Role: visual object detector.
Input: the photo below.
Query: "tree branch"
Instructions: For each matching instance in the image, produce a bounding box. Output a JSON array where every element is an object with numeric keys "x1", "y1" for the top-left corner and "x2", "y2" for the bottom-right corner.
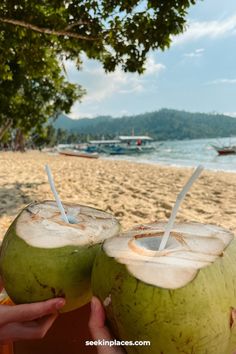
[
  {"x1": 65, "y1": 20, "x2": 91, "y2": 30},
  {"x1": 0, "y1": 118, "x2": 12, "y2": 140},
  {"x1": 0, "y1": 17, "x2": 98, "y2": 41}
]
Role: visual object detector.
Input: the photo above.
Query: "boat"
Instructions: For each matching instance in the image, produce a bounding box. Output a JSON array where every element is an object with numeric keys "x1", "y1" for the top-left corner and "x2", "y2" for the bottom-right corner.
[
  {"x1": 89, "y1": 136, "x2": 154, "y2": 155},
  {"x1": 58, "y1": 149, "x2": 99, "y2": 159},
  {"x1": 212, "y1": 145, "x2": 236, "y2": 155},
  {"x1": 116, "y1": 136, "x2": 154, "y2": 154},
  {"x1": 88, "y1": 139, "x2": 121, "y2": 154}
]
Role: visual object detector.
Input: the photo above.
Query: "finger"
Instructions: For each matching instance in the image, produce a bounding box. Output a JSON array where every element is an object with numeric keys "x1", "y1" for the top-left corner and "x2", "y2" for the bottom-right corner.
[
  {"x1": 89, "y1": 296, "x2": 113, "y2": 341},
  {"x1": 0, "y1": 297, "x2": 65, "y2": 325},
  {"x1": 0, "y1": 313, "x2": 58, "y2": 342},
  {"x1": 89, "y1": 297, "x2": 125, "y2": 354},
  {"x1": 22, "y1": 312, "x2": 58, "y2": 338}
]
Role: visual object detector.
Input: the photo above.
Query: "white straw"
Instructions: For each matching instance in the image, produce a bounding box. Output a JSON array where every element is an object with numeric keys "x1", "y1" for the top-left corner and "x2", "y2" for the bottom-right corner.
[
  {"x1": 158, "y1": 165, "x2": 204, "y2": 251},
  {"x1": 45, "y1": 164, "x2": 69, "y2": 223}
]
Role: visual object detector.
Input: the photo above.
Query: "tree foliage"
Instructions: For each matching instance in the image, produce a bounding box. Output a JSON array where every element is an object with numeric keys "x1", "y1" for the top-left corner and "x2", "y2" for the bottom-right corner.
[
  {"x1": 0, "y1": 47, "x2": 84, "y2": 148},
  {"x1": 0, "y1": 9, "x2": 85, "y2": 147},
  {"x1": 0, "y1": 1, "x2": 198, "y2": 148},
  {"x1": 0, "y1": 0, "x2": 197, "y2": 74}
]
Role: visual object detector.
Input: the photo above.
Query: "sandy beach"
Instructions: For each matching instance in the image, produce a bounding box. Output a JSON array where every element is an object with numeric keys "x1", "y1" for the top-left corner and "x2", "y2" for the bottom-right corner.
[{"x1": 0, "y1": 150, "x2": 236, "y2": 240}]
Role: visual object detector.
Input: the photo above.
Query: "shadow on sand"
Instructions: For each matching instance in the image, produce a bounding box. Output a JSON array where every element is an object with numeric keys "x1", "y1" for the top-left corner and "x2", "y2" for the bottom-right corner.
[{"x1": 0, "y1": 182, "x2": 45, "y2": 217}]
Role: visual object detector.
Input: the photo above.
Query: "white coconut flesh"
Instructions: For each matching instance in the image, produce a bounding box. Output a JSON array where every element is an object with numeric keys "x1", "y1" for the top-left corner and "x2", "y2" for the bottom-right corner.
[
  {"x1": 16, "y1": 201, "x2": 120, "y2": 248},
  {"x1": 103, "y1": 223, "x2": 234, "y2": 289}
]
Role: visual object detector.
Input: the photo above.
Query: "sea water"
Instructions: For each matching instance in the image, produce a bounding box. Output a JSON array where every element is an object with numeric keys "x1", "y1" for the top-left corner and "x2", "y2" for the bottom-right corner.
[{"x1": 105, "y1": 137, "x2": 236, "y2": 172}]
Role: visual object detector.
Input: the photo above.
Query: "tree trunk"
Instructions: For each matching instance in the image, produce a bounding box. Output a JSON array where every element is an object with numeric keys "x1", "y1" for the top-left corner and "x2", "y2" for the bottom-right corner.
[
  {"x1": 14, "y1": 129, "x2": 25, "y2": 152},
  {"x1": 0, "y1": 119, "x2": 12, "y2": 140}
]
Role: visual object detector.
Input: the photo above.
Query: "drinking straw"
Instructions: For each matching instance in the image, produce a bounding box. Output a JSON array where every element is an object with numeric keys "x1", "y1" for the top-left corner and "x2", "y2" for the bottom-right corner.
[
  {"x1": 45, "y1": 164, "x2": 69, "y2": 223},
  {"x1": 158, "y1": 165, "x2": 204, "y2": 251}
]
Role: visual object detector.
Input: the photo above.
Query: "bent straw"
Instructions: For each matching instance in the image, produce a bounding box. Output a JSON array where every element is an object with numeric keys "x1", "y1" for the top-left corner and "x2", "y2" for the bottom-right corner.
[
  {"x1": 159, "y1": 165, "x2": 204, "y2": 251},
  {"x1": 45, "y1": 164, "x2": 69, "y2": 223}
]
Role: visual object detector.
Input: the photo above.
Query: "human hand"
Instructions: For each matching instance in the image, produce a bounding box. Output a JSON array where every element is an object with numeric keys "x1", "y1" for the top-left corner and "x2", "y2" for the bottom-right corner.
[
  {"x1": 0, "y1": 280, "x2": 65, "y2": 344},
  {"x1": 89, "y1": 296, "x2": 125, "y2": 354}
]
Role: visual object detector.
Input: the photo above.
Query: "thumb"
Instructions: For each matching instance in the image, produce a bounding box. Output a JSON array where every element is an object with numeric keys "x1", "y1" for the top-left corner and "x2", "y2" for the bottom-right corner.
[
  {"x1": 89, "y1": 297, "x2": 125, "y2": 354},
  {"x1": 89, "y1": 296, "x2": 113, "y2": 341}
]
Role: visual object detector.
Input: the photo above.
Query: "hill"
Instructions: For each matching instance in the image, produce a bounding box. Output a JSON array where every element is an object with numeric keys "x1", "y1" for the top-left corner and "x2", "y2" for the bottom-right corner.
[{"x1": 53, "y1": 109, "x2": 236, "y2": 141}]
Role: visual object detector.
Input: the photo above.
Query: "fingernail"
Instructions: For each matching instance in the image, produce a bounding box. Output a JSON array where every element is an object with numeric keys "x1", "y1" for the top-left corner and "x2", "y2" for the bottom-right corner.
[{"x1": 56, "y1": 298, "x2": 66, "y2": 310}]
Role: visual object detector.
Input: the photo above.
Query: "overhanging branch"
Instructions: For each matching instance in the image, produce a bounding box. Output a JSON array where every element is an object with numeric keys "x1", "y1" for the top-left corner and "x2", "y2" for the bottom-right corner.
[
  {"x1": 65, "y1": 20, "x2": 91, "y2": 30},
  {"x1": 0, "y1": 17, "x2": 98, "y2": 41},
  {"x1": 0, "y1": 118, "x2": 12, "y2": 140}
]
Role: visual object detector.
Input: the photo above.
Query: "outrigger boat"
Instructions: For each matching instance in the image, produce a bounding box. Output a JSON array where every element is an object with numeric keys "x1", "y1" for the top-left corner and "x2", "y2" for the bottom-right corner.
[
  {"x1": 58, "y1": 149, "x2": 99, "y2": 159},
  {"x1": 88, "y1": 139, "x2": 121, "y2": 154},
  {"x1": 89, "y1": 136, "x2": 154, "y2": 155},
  {"x1": 212, "y1": 145, "x2": 236, "y2": 155}
]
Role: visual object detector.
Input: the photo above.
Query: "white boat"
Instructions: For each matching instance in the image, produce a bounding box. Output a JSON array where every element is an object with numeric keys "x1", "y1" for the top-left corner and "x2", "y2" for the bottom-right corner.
[
  {"x1": 89, "y1": 136, "x2": 154, "y2": 155},
  {"x1": 89, "y1": 139, "x2": 121, "y2": 154},
  {"x1": 58, "y1": 149, "x2": 99, "y2": 159}
]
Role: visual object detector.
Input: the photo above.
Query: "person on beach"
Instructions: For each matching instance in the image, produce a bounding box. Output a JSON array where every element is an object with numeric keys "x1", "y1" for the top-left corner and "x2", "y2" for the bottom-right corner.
[{"x1": 0, "y1": 278, "x2": 124, "y2": 353}]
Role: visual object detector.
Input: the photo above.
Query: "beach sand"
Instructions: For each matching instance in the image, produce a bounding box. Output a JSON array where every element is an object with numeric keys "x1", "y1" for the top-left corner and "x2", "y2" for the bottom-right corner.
[{"x1": 0, "y1": 150, "x2": 236, "y2": 240}]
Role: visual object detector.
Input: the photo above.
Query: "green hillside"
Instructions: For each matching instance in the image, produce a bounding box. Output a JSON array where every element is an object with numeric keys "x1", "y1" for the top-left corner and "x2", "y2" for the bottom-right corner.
[{"x1": 54, "y1": 109, "x2": 236, "y2": 141}]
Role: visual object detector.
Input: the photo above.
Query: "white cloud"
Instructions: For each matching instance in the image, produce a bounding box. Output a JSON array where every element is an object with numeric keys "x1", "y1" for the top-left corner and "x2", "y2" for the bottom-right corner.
[
  {"x1": 66, "y1": 55, "x2": 165, "y2": 106},
  {"x1": 224, "y1": 112, "x2": 236, "y2": 118},
  {"x1": 206, "y1": 78, "x2": 236, "y2": 85},
  {"x1": 173, "y1": 14, "x2": 236, "y2": 45},
  {"x1": 68, "y1": 110, "x2": 96, "y2": 119},
  {"x1": 118, "y1": 83, "x2": 144, "y2": 94},
  {"x1": 184, "y1": 48, "x2": 205, "y2": 58},
  {"x1": 81, "y1": 68, "x2": 143, "y2": 103},
  {"x1": 195, "y1": 48, "x2": 204, "y2": 53},
  {"x1": 119, "y1": 109, "x2": 130, "y2": 116},
  {"x1": 144, "y1": 57, "x2": 166, "y2": 75}
]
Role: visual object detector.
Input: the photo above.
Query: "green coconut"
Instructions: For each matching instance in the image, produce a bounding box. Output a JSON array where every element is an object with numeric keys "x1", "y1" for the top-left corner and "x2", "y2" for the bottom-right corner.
[
  {"x1": 0, "y1": 200, "x2": 120, "y2": 312},
  {"x1": 92, "y1": 222, "x2": 236, "y2": 354}
]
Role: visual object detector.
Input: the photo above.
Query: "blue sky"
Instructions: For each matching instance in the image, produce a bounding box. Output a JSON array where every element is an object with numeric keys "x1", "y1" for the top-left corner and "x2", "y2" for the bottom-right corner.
[{"x1": 66, "y1": 0, "x2": 236, "y2": 119}]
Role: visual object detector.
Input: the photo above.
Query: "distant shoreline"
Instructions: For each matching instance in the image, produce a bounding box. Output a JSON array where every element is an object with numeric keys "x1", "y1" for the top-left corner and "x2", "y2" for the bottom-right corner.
[
  {"x1": 103, "y1": 154, "x2": 236, "y2": 174},
  {"x1": 54, "y1": 109, "x2": 236, "y2": 141},
  {"x1": 2, "y1": 146, "x2": 236, "y2": 174}
]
